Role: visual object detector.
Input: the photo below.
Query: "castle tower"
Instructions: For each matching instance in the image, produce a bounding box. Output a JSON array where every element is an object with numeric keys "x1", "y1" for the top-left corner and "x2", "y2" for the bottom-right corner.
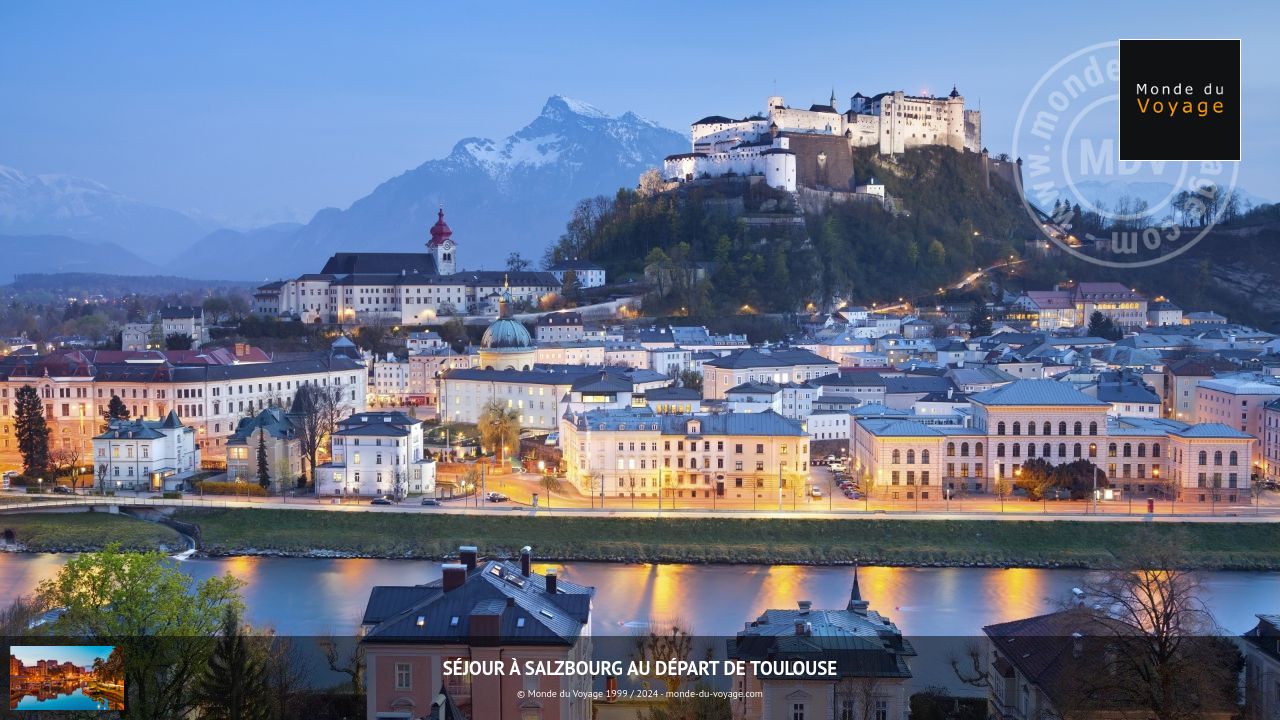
[
  {"x1": 427, "y1": 208, "x2": 456, "y2": 275},
  {"x1": 946, "y1": 86, "x2": 966, "y2": 152}
]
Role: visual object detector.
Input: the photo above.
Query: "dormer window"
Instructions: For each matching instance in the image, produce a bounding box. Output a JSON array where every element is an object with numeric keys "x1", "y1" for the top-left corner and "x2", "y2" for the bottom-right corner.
[{"x1": 686, "y1": 420, "x2": 701, "y2": 435}]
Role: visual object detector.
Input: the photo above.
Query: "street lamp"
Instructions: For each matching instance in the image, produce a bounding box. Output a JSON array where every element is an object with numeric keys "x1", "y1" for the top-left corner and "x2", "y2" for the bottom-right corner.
[{"x1": 1089, "y1": 445, "x2": 1099, "y2": 514}]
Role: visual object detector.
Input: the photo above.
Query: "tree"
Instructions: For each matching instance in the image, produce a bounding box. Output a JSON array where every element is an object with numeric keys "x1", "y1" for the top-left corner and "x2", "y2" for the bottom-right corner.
[
  {"x1": 677, "y1": 369, "x2": 703, "y2": 393},
  {"x1": 477, "y1": 399, "x2": 520, "y2": 466},
  {"x1": 1013, "y1": 457, "x2": 1056, "y2": 500},
  {"x1": 637, "y1": 168, "x2": 666, "y2": 197},
  {"x1": 631, "y1": 621, "x2": 696, "y2": 694},
  {"x1": 37, "y1": 545, "x2": 243, "y2": 720},
  {"x1": 256, "y1": 429, "x2": 271, "y2": 489},
  {"x1": 14, "y1": 384, "x2": 50, "y2": 478},
  {"x1": 506, "y1": 252, "x2": 530, "y2": 272},
  {"x1": 1087, "y1": 310, "x2": 1122, "y2": 341},
  {"x1": 165, "y1": 333, "x2": 194, "y2": 350},
  {"x1": 293, "y1": 384, "x2": 348, "y2": 490},
  {"x1": 438, "y1": 317, "x2": 469, "y2": 352},
  {"x1": 1071, "y1": 537, "x2": 1242, "y2": 720},
  {"x1": 966, "y1": 303, "x2": 992, "y2": 338},
  {"x1": 560, "y1": 269, "x2": 582, "y2": 302},
  {"x1": 195, "y1": 606, "x2": 271, "y2": 720},
  {"x1": 102, "y1": 394, "x2": 131, "y2": 425},
  {"x1": 538, "y1": 472, "x2": 562, "y2": 509}
]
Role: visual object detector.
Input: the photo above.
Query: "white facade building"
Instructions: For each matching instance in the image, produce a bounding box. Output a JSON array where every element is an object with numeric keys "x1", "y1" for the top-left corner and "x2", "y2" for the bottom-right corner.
[
  {"x1": 315, "y1": 411, "x2": 435, "y2": 498},
  {"x1": 92, "y1": 411, "x2": 200, "y2": 491}
]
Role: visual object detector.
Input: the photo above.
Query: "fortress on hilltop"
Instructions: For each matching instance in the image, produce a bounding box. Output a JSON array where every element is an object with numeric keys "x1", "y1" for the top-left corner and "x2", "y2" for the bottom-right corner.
[{"x1": 663, "y1": 88, "x2": 982, "y2": 193}]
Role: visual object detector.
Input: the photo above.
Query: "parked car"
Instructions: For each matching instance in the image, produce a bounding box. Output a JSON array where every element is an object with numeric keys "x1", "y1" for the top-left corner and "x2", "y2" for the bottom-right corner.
[
  {"x1": 52, "y1": 485, "x2": 74, "y2": 494},
  {"x1": 370, "y1": 497, "x2": 394, "y2": 506},
  {"x1": 485, "y1": 492, "x2": 509, "y2": 503},
  {"x1": 810, "y1": 487, "x2": 823, "y2": 498},
  {"x1": 843, "y1": 489, "x2": 860, "y2": 500},
  {"x1": 420, "y1": 498, "x2": 441, "y2": 506}
]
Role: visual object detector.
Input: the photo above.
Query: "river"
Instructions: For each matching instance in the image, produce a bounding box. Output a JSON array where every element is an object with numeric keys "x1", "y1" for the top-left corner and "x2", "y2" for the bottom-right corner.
[{"x1": 3, "y1": 553, "x2": 1278, "y2": 637}]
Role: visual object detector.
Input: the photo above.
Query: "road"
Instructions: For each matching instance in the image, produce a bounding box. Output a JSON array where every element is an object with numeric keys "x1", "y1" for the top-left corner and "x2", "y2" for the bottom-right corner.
[{"x1": 5, "y1": 474, "x2": 1278, "y2": 523}]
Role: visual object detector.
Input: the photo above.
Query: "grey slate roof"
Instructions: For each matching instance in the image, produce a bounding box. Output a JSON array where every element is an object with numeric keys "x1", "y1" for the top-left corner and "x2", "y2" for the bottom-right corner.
[
  {"x1": 362, "y1": 560, "x2": 593, "y2": 646},
  {"x1": 704, "y1": 348, "x2": 834, "y2": 370},
  {"x1": 970, "y1": 380, "x2": 1108, "y2": 407}
]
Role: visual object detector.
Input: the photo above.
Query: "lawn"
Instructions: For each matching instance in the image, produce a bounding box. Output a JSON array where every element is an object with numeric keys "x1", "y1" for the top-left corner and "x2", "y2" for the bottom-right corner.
[
  {"x1": 0, "y1": 511, "x2": 186, "y2": 552},
  {"x1": 172, "y1": 509, "x2": 1280, "y2": 569}
]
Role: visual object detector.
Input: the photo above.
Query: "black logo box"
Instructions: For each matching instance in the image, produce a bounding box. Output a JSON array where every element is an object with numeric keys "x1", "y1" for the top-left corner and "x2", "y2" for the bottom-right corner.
[{"x1": 1119, "y1": 39, "x2": 1240, "y2": 162}]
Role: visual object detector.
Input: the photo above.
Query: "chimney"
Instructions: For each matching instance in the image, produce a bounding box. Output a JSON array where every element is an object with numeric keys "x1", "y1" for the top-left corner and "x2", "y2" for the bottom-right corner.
[
  {"x1": 1071, "y1": 631, "x2": 1084, "y2": 659},
  {"x1": 545, "y1": 568, "x2": 558, "y2": 594},
  {"x1": 459, "y1": 545, "x2": 478, "y2": 571},
  {"x1": 797, "y1": 600, "x2": 812, "y2": 615},
  {"x1": 442, "y1": 563, "x2": 467, "y2": 592},
  {"x1": 520, "y1": 546, "x2": 532, "y2": 576}
]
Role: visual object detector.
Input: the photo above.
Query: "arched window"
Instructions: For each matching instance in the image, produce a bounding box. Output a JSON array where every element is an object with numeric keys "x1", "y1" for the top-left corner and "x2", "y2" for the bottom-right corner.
[
  {"x1": 1073, "y1": 421, "x2": 1083, "y2": 436},
  {"x1": 1058, "y1": 421, "x2": 1068, "y2": 436},
  {"x1": 961, "y1": 442, "x2": 970, "y2": 457},
  {"x1": 997, "y1": 443, "x2": 1006, "y2": 458},
  {"x1": 947, "y1": 442, "x2": 956, "y2": 457},
  {"x1": 1012, "y1": 422, "x2": 1021, "y2": 436},
  {"x1": 1073, "y1": 443, "x2": 1082, "y2": 458},
  {"x1": 906, "y1": 450, "x2": 916, "y2": 464},
  {"x1": 922, "y1": 450, "x2": 930, "y2": 464},
  {"x1": 1123, "y1": 443, "x2": 1132, "y2": 458},
  {"x1": 1043, "y1": 442, "x2": 1052, "y2": 457},
  {"x1": 1043, "y1": 421, "x2": 1052, "y2": 436},
  {"x1": 1028, "y1": 422, "x2": 1036, "y2": 436},
  {"x1": 975, "y1": 442, "x2": 984, "y2": 456},
  {"x1": 1213, "y1": 451, "x2": 1223, "y2": 466},
  {"x1": 1089, "y1": 422, "x2": 1098, "y2": 435},
  {"x1": 1198, "y1": 450, "x2": 1207, "y2": 465},
  {"x1": 1137, "y1": 444, "x2": 1146, "y2": 458},
  {"x1": 1088, "y1": 443, "x2": 1098, "y2": 458},
  {"x1": 1059, "y1": 443, "x2": 1068, "y2": 458},
  {"x1": 1028, "y1": 443, "x2": 1037, "y2": 457},
  {"x1": 892, "y1": 449, "x2": 901, "y2": 464},
  {"x1": 1230, "y1": 451, "x2": 1238, "y2": 466},
  {"x1": 1109, "y1": 443, "x2": 1117, "y2": 458},
  {"x1": 1012, "y1": 444, "x2": 1022, "y2": 458},
  {"x1": 997, "y1": 422, "x2": 1006, "y2": 436},
  {"x1": 1152, "y1": 444, "x2": 1161, "y2": 458}
]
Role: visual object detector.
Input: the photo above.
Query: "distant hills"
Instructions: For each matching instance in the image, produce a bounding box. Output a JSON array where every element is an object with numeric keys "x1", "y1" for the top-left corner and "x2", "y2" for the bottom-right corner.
[
  {"x1": 0, "y1": 166, "x2": 218, "y2": 264},
  {"x1": 0, "y1": 96, "x2": 688, "y2": 283}
]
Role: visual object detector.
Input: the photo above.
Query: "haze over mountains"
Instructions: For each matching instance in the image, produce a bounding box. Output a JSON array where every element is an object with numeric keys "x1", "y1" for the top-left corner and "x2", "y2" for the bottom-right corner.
[
  {"x1": 2, "y1": 95, "x2": 1273, "y2": 285},
  {"x1": 0, "y1": 96, "x2": 687, "y2": 282}
]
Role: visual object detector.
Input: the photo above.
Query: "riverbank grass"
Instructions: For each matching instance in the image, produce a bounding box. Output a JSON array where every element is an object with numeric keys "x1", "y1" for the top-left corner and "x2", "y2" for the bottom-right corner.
[
  {"x1": 174, "y1": 509, "x2": 1280, "y2": 569},
  {"x1": 0, "y1": 512, "x2": 185, "y2": 552}
]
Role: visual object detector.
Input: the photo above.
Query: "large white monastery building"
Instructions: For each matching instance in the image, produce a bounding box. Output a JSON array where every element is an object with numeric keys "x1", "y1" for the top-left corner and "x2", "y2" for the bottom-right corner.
[{"x1": 253, "y1": 210, "x2": 559, "y2": 324}]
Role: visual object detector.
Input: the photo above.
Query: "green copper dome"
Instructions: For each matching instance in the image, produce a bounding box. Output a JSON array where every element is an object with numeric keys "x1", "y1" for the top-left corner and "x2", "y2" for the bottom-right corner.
[{"x1": 481, "y1": 318, "x2": 532, "y2": 349}]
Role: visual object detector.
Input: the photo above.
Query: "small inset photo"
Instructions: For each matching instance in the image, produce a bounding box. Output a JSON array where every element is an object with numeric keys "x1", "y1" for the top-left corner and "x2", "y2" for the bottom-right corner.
[{"x1": 9, "y1": 646, "x2": 125, "y2": 711}]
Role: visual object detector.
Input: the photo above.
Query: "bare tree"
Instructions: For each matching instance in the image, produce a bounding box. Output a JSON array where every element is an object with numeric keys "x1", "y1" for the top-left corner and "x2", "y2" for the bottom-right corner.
[
  {"x1": 318, "y1": 635, "x2": 364, "y2": 702},
  {"x1": 293, "y1": 383, "x2": 348, "y2": 490}
]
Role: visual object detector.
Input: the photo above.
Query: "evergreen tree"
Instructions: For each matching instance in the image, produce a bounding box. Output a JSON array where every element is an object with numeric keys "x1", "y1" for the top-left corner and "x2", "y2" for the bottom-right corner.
[
  {"x1": 102, "y1": 394, "x2": 131, "y2": 425},
  {"x1": 256, "y1": 429, "x2": 271, "y2": 489},
  {"x1": 195, "y1": 605, "x2": 271, "y2": 720},
  {"x1": 1087, "y1": 311, "x2": 1122, "y2": 341},
  {"x1": 14, "y1": 385, "x2": 50, "y2": 478},
  {"x1": 967, "y1": 303, "x2": 993, "y2": 338}
]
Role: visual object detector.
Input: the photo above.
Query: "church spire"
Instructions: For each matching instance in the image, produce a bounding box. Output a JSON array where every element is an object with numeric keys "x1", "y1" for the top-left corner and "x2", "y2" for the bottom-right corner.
[
  {"x1": 847, "y1": 564, "x2": 870, "y2": 615},
  {"x1": 830, "y1": 88, "x2": 838, "y2": 109}
]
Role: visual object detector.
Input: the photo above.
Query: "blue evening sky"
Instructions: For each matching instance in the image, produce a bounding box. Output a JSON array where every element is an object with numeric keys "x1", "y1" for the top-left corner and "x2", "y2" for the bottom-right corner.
[
  {"x1": 1, "y1": 1, "x2": 1276, "y2": 225},
  {"x1": 11, "y1": 646, "x2": 114, "y2": 669}
]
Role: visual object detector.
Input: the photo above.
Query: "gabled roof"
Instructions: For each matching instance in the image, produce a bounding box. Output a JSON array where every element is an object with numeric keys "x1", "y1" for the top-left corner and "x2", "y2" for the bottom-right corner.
[
  {"x1": 362, "y1": 559, "x2": 593, "y2": 646},
  {"x1": 319, "y1": 252, "x2": 438, "y2": 276},
  {"x1": 704, "y1": 348, "x2": 835, "y2": 370}
]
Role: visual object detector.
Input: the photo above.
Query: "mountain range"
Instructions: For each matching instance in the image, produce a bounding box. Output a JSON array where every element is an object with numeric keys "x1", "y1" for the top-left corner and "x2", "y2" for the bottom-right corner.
[
  {"x1": 4, "y1": 100, "x2": 1273, "y2": 284},
  {"x1": 0, "y1": 96, "x2": 688, "y2": 282}
]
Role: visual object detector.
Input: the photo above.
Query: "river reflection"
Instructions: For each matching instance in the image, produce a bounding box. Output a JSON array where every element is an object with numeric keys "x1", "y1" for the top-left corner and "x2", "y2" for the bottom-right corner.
[{"x1": 1, "y1": 554, "x2": 1277, "y2": 637}]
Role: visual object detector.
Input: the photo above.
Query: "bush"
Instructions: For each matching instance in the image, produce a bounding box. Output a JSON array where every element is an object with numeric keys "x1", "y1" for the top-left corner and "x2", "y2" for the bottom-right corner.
[
  {"x1": 162, "y1": 491, "x2": 183, "y2": 500},
  {"x1": 195, "y1": 481, "x2": 268, "y2": 497}
]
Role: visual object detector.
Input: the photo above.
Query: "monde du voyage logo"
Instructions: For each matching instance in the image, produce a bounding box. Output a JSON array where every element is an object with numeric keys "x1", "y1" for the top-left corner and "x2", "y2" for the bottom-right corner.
[
  {"x1": 1014, "y1": 39, "x2": 1241, "y2": 269},
  {"x1": 1120, "y1": 39, "x2": 1241, "y2": 162}
]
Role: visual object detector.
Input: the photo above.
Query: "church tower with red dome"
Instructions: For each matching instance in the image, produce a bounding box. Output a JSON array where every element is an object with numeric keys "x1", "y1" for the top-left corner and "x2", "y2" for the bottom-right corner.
[{"x1": 427, "y1": 208, "x2": 456, "y2": 275}]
